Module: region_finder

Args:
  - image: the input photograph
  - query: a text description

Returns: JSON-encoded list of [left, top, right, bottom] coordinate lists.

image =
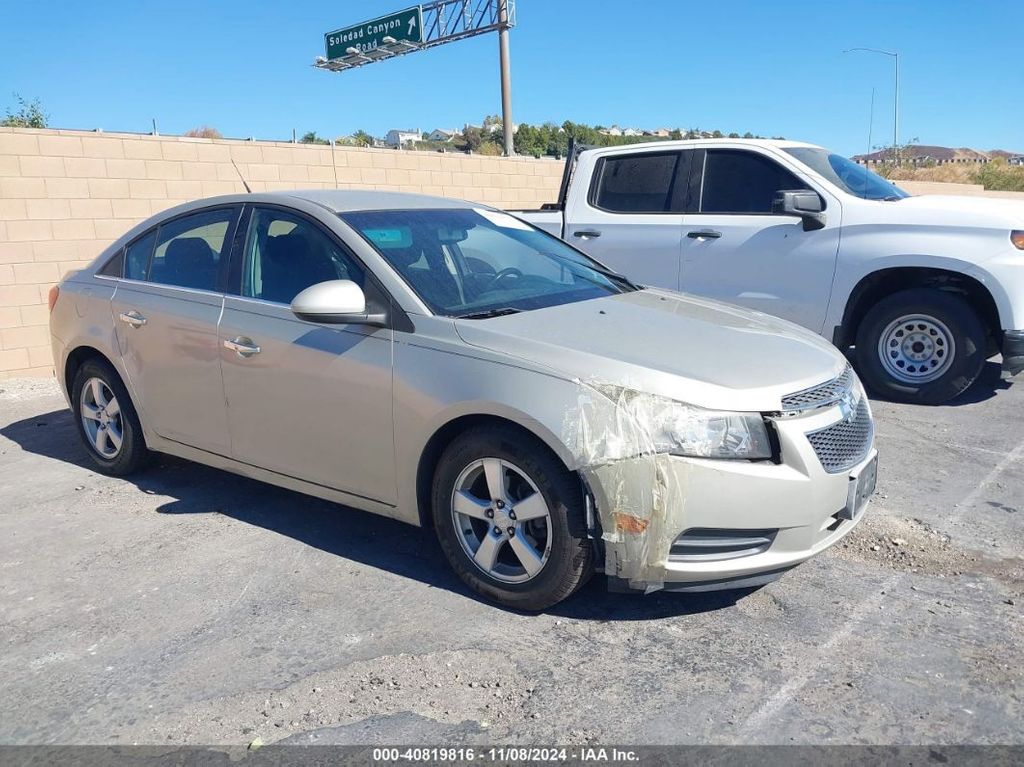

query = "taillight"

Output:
[[47, 285, 60, 312]]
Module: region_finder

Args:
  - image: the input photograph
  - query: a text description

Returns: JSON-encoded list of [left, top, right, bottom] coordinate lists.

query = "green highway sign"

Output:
[[325, 6, 424, 61]]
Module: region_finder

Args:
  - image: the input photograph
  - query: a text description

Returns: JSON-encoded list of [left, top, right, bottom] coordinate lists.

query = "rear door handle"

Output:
[[118, 310, 147, 328], [223, 337, 261, 357], [572, 229, 602, 239], [687, 229, 722, 239]]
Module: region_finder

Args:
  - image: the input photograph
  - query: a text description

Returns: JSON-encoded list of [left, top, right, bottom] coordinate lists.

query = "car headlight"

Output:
[[596, 387, 773, 460], [1012, 230, 1024, 250]]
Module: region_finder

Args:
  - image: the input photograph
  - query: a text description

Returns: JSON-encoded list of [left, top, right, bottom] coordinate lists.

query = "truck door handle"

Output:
[[687, 229, 722, 239], [118, 310, 147, 328], [572, 229, 602, 239], [224, 337, 261, 357]]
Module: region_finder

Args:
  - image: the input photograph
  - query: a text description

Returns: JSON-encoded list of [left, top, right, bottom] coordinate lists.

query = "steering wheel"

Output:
[[485, 267, 523, 290]]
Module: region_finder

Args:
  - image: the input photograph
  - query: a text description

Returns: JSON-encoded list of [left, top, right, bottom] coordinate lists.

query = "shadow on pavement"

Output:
[[1, 407, 747, 620]]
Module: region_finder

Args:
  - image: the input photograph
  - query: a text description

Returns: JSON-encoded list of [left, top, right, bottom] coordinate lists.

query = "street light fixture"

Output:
[[844, 47, 899, 165]]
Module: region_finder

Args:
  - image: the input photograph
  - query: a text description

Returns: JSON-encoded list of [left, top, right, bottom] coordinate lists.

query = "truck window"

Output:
[[591, 152, 682, 213], [701, 150, 810, 214]]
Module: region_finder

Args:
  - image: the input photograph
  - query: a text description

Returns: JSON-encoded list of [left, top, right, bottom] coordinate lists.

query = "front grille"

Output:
[[806, 397, 874, 473], [669, 528, 777, 562], [781, 365, 855, 413]]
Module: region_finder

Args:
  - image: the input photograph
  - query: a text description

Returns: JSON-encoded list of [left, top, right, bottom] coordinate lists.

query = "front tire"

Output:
[[855, 288, 988, 405], [71, 358, 151, 475], [432, 426, 593, 610]]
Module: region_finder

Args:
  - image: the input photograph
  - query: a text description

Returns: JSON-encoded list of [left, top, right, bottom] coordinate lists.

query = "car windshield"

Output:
[[341, 208, 634, 317], [784, 147, 909, 201]]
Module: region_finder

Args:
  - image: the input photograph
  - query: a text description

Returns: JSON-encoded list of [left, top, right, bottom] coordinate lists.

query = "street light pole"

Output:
[[497, 0, 514, 156], [845, 47, 900, 165]]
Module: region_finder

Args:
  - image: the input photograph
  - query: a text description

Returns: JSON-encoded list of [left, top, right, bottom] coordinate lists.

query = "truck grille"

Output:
[[806, 397, 874, 473], [781, 365, 855, 413]]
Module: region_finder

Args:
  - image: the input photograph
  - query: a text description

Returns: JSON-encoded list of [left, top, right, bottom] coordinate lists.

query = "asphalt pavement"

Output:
[[0, 364, 1021, 746]]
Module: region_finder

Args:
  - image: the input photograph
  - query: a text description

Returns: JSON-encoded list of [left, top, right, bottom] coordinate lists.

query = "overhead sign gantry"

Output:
[[315, 0, 517, 156]]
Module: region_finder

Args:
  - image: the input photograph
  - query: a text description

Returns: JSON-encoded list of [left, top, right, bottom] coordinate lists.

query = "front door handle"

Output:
[[687, 229, 722, 239], [118, 310, 147, 328], [223, 337, 261, 358], [572, 229, 602, 239]]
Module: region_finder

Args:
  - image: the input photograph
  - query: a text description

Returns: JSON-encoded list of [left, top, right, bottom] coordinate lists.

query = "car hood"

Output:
[[454, 288, 848, 412]]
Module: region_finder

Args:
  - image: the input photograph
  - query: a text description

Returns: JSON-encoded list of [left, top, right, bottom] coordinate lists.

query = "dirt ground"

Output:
[[1, 363, 1022, 746]]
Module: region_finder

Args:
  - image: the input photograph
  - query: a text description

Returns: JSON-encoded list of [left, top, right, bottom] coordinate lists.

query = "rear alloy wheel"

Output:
[[71, 358, 150, 475], [432, 427, 593, 610], [855, 288, 987, 405]]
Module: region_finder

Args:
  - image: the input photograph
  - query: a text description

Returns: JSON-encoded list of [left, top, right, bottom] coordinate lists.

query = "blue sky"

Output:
[[1, 0, 1021, 156]]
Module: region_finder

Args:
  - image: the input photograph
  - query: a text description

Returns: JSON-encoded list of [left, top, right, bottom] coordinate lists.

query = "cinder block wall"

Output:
[[0, 127, 564, 379]]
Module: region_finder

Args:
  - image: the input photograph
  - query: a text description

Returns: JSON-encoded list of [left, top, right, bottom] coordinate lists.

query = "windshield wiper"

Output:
[[881, 195, 904, 201], [454, 307, 523, 320]]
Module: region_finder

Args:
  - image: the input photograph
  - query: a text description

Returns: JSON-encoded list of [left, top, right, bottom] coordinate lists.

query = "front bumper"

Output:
[[1003, 330, 1024, 376], [582, 401, 875, 594]]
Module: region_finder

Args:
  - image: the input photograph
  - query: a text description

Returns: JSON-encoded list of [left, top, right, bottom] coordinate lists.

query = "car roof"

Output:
[[584, 138, 823, 155], [279, 189, 480, 213]]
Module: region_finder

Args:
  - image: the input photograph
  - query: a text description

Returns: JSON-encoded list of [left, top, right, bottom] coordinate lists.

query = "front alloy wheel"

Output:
[[451, 457, 553, 584], [433, 426, 593, 610]]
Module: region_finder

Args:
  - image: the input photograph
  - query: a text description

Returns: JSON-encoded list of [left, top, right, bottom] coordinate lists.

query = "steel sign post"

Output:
[[325, 7, 424, 60], [497, 0, 513, 156]]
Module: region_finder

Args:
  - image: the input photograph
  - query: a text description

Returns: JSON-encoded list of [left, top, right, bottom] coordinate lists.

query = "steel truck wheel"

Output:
[[855, 288, 987, 405]]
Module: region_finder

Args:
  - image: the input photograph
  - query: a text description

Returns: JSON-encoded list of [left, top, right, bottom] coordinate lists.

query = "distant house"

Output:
[[622, 127, 643, 137], [385, 129, 420, 147], [1009, 155, 1024, 166], [599, 125, 623, 137], [427, 128, 458, 142], [645, 128, 670, 138]]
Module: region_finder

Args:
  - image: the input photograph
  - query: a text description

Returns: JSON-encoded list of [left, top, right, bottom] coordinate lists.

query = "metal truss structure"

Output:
[[314, 0, 517, 72]]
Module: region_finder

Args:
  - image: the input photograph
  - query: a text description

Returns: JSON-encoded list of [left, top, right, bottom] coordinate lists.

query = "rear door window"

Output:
[[147, 208, 237, 291], [592, 152, 686, 213], [700, 150, 810, 214], [123, 230, 157, 281]]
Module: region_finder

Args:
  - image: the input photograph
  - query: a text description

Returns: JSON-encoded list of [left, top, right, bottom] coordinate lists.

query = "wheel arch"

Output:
[[836, 266, 1003, 352], [63, 345, 118, 397]]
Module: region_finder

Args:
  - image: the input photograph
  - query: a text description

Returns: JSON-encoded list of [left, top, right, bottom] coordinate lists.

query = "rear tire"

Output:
[[71, 358, 151, 475], [855, 288, 987, 405], [432, 426, 593, 610]]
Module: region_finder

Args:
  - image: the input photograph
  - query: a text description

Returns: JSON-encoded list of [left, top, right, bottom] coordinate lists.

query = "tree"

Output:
[[184, 125, 222, 139], [352, 130, 374, 147], [300, 131, 330, 145], [669, 129, 683, 140], [1, 94, 47, 128]]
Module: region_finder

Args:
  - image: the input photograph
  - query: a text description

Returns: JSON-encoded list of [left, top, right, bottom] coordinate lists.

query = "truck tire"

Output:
[[432, 425, 594, 611], [855, 288, 987, 405]]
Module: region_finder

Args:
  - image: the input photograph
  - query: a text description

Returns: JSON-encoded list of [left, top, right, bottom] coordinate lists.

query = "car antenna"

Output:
[[231, 159, 253, 193]]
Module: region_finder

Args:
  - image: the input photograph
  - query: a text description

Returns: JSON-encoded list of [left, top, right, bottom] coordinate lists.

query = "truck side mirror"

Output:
[[773, 190, 826, 231]]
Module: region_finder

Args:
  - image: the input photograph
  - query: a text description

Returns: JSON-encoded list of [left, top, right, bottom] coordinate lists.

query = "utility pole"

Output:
[[497, 0, 514, 156], [845, 48, 900, 166]]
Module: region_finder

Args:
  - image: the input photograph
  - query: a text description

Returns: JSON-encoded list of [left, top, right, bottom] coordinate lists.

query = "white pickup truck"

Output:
[[516, 139, 1024, 405]]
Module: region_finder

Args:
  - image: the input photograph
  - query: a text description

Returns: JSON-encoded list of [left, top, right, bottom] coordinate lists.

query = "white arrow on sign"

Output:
[[408, 16, 417, 36]]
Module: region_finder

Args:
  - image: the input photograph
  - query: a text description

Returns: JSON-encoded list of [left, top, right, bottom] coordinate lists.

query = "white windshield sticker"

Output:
[[474, 208, 532, 231]]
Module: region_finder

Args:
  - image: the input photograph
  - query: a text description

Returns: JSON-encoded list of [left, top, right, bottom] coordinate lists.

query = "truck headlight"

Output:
[[598, 387, 773, 460], [1012, 230, 1024, 250]]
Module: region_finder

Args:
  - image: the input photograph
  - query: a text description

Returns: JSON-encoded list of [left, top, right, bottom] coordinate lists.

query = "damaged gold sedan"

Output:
[[51, 190, 876, 610]]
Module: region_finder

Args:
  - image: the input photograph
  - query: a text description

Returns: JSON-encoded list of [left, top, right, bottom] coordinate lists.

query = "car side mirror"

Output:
[[290, 280, 387, 326], [773, 190, 826, 231]]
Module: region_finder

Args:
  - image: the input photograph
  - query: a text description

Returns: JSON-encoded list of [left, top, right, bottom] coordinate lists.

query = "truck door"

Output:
[[679, 148, 841, 333]]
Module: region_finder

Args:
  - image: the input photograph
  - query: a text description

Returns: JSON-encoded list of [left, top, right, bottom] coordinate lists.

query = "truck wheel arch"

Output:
[[836, 267, 1002, 353]]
